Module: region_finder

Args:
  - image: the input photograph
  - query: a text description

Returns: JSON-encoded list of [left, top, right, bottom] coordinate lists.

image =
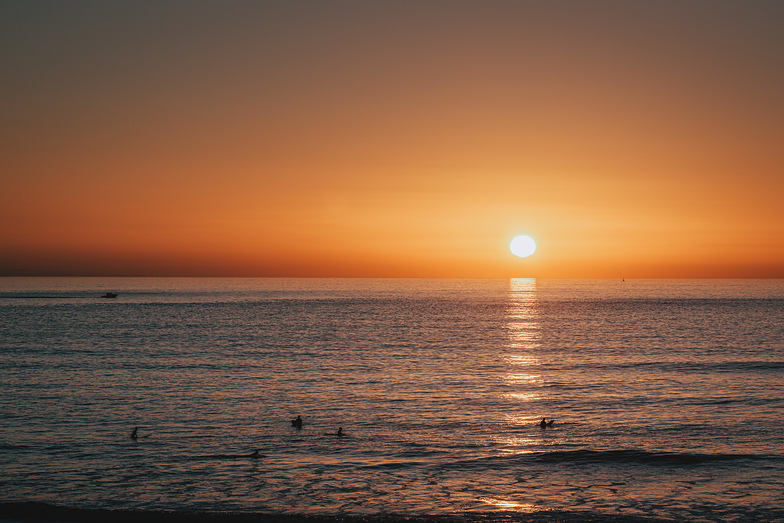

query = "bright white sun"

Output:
[[510, 235, 536, 258]]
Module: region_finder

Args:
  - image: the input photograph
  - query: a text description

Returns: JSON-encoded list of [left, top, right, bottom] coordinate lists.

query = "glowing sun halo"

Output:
[[510, 235, 536, 258]]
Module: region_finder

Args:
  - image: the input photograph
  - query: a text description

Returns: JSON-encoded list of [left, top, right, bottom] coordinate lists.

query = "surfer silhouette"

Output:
[[291, 415, 303, 428], [540, 418, 555, 428], [130, 426, 150, 439]]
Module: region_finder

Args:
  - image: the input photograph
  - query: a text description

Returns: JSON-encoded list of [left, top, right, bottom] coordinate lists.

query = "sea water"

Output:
[[1, 278, 783, 522]]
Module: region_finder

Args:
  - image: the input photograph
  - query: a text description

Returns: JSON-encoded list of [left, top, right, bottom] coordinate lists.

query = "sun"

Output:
[[510, 235, 536, 258]]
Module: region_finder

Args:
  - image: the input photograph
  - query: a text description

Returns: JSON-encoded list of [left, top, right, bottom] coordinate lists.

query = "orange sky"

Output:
[[2, 1, 783, 277]]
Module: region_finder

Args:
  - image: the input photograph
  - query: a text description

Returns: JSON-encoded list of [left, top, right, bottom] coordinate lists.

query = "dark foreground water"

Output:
[[1, 278, 783, 523]]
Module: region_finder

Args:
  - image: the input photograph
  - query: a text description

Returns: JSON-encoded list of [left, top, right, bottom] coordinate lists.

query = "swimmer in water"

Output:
[[291, 415, 303, 428], [250, 450, 260, 459], [337, 427, 344, 436], [130, 426, 150, 439], [539, 418, 555, 428]]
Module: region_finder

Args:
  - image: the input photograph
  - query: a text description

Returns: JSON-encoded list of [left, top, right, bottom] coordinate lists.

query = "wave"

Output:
[[0, 501, 675, 523], [541, 360, 784, 374], [191, 451, 262, 460], [516, 448, 777, 466]]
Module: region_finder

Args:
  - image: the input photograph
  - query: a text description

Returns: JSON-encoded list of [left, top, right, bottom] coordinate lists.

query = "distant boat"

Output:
[[101, 292, 118, 299]]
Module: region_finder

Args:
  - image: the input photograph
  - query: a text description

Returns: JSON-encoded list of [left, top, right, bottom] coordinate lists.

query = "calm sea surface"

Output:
[[1, 278, 783, 522]]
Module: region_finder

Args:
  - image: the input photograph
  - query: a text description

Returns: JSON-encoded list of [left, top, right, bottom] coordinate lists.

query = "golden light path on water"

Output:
[[479, 498, 538, 513], [505, 277, 541, 407], [483, 278, 546, 512]]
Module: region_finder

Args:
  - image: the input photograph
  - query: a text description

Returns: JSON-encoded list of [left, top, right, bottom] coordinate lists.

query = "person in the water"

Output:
[[337, 427, 343, 436], [539, 418, 555, 428], [291, 415, 303, 428], [130, 427, 150, 439], [250, 450, 260, 459]]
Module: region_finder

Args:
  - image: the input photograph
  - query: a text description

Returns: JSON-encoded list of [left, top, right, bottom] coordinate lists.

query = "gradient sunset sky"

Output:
[[2, 1, 783, 278]]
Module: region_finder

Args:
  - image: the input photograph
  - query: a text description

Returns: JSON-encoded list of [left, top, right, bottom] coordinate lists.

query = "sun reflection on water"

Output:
[[505, 392, 539, 401], [495, 437, 540, 450], [480, 497, 539, 512], [505, 279, 541, 410], [505, 373, 541, 384]]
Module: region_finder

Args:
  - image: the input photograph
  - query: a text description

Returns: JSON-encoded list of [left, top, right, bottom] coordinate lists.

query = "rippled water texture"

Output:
[[1, 278, 783, 522]]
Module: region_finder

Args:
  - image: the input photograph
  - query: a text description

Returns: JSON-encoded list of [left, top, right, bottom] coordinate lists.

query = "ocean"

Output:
[[1, 278, 783, 523]]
